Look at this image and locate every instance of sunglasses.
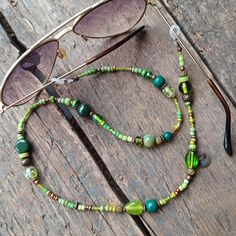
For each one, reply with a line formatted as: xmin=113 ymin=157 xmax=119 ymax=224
xmin=0 ymin=0 xmax=152 ymax=112
xmin=0 ymin=0 xmax=232 ymax=156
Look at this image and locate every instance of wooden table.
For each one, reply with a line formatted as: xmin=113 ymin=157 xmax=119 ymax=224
xmin=0 ymin=1 xmax=235 ymax=235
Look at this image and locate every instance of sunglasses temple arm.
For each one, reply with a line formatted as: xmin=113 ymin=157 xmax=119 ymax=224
xmin=0 ymin=12 xmax=27 ymax=55
xmin=2 ymin=26 xmax=145 ymax=113
xmin=154 ymin=5 xmax=233 ymax=156
xmin=84 ymin=26 xmax=145 ymax=65
xmin=208 ymin=79 xmax=232 ymax=156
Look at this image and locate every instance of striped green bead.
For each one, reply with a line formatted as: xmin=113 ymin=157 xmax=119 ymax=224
xmin=50 ymin=96 xmax=56 ymax=103
xmin=179 ymin=81 xmax=192 ymax=95
xmin=140 ymin=69 xmax=152 ymax=79
xmin=185 ymin=151 xmax=199 ymax=169
xmin=92 ymin=114 xmax=105 ymax=126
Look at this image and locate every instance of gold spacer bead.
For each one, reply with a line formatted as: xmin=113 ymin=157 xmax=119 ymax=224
xmin=116 ymin=205 xmax=124 ymax=213
xmin=156 ymin=136 xmax=163 ymax=145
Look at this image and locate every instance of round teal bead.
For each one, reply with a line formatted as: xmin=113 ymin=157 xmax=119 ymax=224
xmin=77 ymin=103 xmax=92 ymax=117
xmin=162 ymin=131 xmax=173 ymax=142
xmin=145 ymin=199 xmax=158 ymax=213
xmin=15 ymin=139 xmax=30 ymax=154
xmin=143 ymin=135 xmax=156 ymax=148
xmin=152 ymin=75 xmax=166 ymax=88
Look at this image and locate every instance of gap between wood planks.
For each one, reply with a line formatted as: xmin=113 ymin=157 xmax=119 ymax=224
xmin=1 ymin=13 xmax=155 ymax=236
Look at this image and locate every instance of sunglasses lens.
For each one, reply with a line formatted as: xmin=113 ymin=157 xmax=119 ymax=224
xmin=74 ymin=0 xmax=146 ymax=38
xmin=2 ymin=40 xmax=58 ymax=106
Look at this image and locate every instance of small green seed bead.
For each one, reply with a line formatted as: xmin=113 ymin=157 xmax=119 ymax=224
xmin=19 ymin=152 xmax=30 ymax=159
xmin=141 ymin=69 xmax=152 ymax=79
xmin=127 ymin=137 xmax=133 ymax=143
xmin=143 ymin=135 xmax=156 ymax=148
xmin=162 ymin=131 xmax=173 ymax=142
xmin=64 ymin=98 xmax=71 ymax=106
xmin=177 ymin=112 xmax=183 ymax=118
xmin=71 ymin=99 xmax=80 ymax=108
xmin=179 ymin=76 xmax=189 ymax=83
xmin=188 ymin=144 xmax=197 ymax=150
xmin=59 ymin=98 xmax=64 ymax=104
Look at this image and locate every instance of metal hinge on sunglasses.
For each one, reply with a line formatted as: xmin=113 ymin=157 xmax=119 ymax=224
xmin=146 ymin=0 xmax=157 ymax=6
xmin=50 ymin=77 xmax=79 ymax=85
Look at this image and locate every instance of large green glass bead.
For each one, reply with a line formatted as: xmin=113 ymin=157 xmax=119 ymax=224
xmin=185 ymin=151 xmax=199 ymax=169
xmin=143 ymin=135 xmax=156 ymax=148
xmin=145 ymin=199 xmax=158 ymax=213
xmin=15 ymin=139 xmax=30 ymax=154
xmin=152 ymin=75 xmax=165 ymax=88
xmin=77 ymin=103 xmax=92 ymax=117
xmin=162 ymin=131 xmax=173 ymax=142
xmin=25 ymin=166 xmax=38 ymax=180
xmin=125 ymin=200 xmax=145 ymax=215
xmin=179 ymin=81 xmax=192 ymax=95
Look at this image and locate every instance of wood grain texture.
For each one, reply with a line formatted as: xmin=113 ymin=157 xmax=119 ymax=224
xmin=161 ymin=0 xmax=236 ymax=106
xmin=0 ymin=0 xmax=236 ymax=235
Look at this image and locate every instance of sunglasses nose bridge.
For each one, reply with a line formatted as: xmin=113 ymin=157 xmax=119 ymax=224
xmin=54 ymin=27 xmax=73 ymax=40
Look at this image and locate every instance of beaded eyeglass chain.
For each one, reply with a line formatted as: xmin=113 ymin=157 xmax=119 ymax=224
xmin=15 ymin=35 xmax=199 ymax=216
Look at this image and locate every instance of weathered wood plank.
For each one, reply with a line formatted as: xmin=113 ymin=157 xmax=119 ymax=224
xmin=0 ymin=12 xmax=144 ymax=236
xmin=162 ymin=0 xmax=236 ymax=106
xmin=0 ymin=0 xmax=236 ymax=235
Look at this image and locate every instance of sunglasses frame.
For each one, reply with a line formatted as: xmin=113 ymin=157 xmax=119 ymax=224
xmin=0 ymin=0 xmax=232 ymax=156
xmin=0 ymin=0 xmax=150 ymax=112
